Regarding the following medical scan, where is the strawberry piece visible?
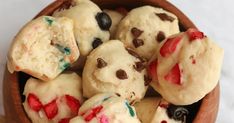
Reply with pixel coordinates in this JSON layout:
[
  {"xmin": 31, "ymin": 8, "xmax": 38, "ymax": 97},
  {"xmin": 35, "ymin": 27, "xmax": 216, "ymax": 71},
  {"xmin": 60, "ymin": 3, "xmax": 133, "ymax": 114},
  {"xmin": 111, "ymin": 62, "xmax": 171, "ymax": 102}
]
[
  {"xmin": 43, "ymin": 99, "xmax": 58, "ymax": 119},
  {"xmin": 65, "ymin": 95, "xmax": 80, "ymax": 115},
  {"xmin": 27, "ymin": 93, "xmax": 43, "ymax": 112},
  {"xmin": 84, "ymin": 112, "xmax": 95, "ymax": 122},
  {"xmin": 187, "ymin": 28, "xmax": 204, "ymax": 41},
  {"xmin": 58, "ymin": 118, "xmax": 71, "ymax": 123},
  {"xmin": 160, "ymin": 36, "xmax": 182, "ymax": 57},
  {"xmin": 148, "ymin": 59, "xmax": 158, "ymax": 81},
  {"xmin": 164, "ymin": 63, "xmax": 181, "ymax": 85},
  {"xmin": 92, "ymin": 105, "xmax": 103, "ymax": 114},
  {"xmin": 84, "ymin": 105, "xmax": 103, "ymax": 122}
]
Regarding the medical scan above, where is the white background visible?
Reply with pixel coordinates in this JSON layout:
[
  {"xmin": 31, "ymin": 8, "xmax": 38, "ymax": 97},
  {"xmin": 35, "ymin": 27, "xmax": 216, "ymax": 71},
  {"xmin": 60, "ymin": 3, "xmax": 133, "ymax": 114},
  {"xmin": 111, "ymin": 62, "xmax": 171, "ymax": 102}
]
[{"xmin": 0, "ymin": 0, "xmax": 233, "ymax": 122}]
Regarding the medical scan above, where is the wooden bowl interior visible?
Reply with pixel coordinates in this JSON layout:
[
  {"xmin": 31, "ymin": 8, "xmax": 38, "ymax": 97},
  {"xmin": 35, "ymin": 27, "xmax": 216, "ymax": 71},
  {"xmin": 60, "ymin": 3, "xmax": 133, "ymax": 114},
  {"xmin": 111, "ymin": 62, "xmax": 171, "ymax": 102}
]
[{"xmin": 3, "ymin": 0, "xmax": 219, "ymax": 123}]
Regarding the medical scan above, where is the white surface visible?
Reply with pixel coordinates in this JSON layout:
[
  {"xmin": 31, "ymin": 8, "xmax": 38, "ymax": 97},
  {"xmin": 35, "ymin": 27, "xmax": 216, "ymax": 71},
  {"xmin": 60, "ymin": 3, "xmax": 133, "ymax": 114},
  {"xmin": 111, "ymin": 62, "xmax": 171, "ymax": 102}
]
[{"xmin": 0, "ymin": 0, "xmax": 233, "ymax": 122}]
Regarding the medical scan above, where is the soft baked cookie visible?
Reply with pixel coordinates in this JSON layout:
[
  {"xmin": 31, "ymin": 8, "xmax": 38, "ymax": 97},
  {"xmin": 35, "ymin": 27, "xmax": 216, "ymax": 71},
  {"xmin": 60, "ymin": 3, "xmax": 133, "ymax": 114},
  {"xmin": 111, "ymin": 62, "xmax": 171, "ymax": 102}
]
[
  {"xmin": 82, "ymin": 40, "xmax": 148, "ymax": 103},
  {"xmin": 7, "ymin": 16, "xmax": 79, "ymax": 81},
  {"xmin": 23, "ymin": 72, "xmax": 84, "ymax": 123},
  {"xmin": 134, "ymin": 98, "xmax": 188, "ymax": 123},
  {"xmin": 115, "ymin": 5, "xmax": 180, "ymax": 59},
  {"xmin": 70, "ymin": 93, "xmax": 140, "ymax": 123},
  {"xmin": 53, "ymin": 0, "xmax": 111, "ymax": 56},
  {"xmin": 148, "ymin": 28, "xmax": 224, "ymax": 105},
  {"xmin": 103, "ymin": 9, "xmax": 124, "ymax": 38}
]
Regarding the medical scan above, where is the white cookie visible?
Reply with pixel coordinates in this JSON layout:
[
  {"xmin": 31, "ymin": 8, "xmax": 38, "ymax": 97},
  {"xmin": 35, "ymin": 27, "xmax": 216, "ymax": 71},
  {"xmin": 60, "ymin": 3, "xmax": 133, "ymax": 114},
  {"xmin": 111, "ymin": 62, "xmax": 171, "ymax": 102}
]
[
  {"xmin": 115, "ymin": 6, "xmax": 180, "ymax": 59},
  {"xmin": 23, "ymin": 72, "xmax": 84, "ymax": 123},
  {"xmin": 7, "ymin": 16, "xmax": 79, "ymax": 81},
  {"xmin": 82, "ymin": 40, "xmax": 147, "ymax": 103},
  {"xmin": 148, "ymin": 28, "xmax": 224, "ymax": 105},
  {"xmin": 70, "ymin": 93, "xmax": 140, "ymax": 123}
]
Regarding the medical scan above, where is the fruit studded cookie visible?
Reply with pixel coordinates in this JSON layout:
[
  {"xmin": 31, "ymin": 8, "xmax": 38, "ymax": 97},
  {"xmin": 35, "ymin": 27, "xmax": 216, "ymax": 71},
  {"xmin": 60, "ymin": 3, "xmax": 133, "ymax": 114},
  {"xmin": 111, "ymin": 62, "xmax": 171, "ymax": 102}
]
[
  {"xmin": 103, "ymin": 9, "xmax": 124, "ymax": 38},
  {"xmin": 115, "ymin": 6, "xmax": 180, "ymax": 59},
  {"xmin": 23, "ymin": 72, "xmax": 84, "ymax": 123},
  {"xmin": 148, "ymin": 28, "xmax": 224, "ymax": 105},
  {"xmin": 83, "ymin": 40, "xmax": 148, "ymax": 103},
  {"xmin": 70, "ymin": 93, "xmax": 140, "ymax": 123},
  {"xmin": 53, "ymin": 0, "xmax": 111, "ymax": 56},
  {"xmin": 134, "ymin": 98, "xmax": 189, "ymax": 123},
  {"xmin": 7, "ymin": 16, "xmax": 79, "ymax": 81}
]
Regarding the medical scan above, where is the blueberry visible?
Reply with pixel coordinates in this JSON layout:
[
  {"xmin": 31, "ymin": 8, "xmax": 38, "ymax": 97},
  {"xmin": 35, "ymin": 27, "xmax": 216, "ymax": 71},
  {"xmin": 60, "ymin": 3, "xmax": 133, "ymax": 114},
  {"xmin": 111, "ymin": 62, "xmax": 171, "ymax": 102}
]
[
  {"xmin": 92, "ymin": 38, "xmax": 103, "ymax": 49},
  {"xmin": 95, "ymin": 12, "xmax": 112, "ymax": 31}
]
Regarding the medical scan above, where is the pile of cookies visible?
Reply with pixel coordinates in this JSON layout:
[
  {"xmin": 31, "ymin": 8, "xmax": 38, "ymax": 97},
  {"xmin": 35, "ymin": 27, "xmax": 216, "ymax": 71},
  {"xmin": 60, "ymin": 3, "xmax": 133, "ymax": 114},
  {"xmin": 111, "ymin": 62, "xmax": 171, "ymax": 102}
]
[{"xmin": 7, "ymin": 0, "xmax": 223, "ymax": 123}]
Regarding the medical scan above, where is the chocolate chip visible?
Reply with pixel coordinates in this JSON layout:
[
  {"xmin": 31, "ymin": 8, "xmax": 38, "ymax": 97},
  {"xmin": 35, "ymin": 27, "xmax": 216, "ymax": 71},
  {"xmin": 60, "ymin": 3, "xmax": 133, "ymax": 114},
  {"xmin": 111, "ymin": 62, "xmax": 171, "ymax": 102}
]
[
  {"xmin": 131, "ymin": 27, "xmax": 143, "ymax": 38},
  {"xmin": 125, "ymin": 48, "xmax": 146, "ymax": 62},
  {"xmin": 92, "ymin": 38, "xmax": 103, "ymax": 49},
  {"xmin": 116, "ymin": 69, "xmax": 128, "ymax": 80},
  {"xmin": 97, "ymin": 58, "xmax": 107, "ymax": 68},
  {"xmin": 133, "ymin": 62, "xmax": 145, "ymax": 72},
  {"xmin": 115, "ymin": 93, "xmax": 121, "ymax": 97},
  {"xmin": 96, "ymin": 12, "xmax": 112, "ymax": 31},
  {"xmin": 144, "ymin": 75, "xmax": 152, "ymax": 86},
  {"xmin": 166, "ymin": 104, "xmax": 189, "ymax": 122},
  {"xmin": 155, "ymin": 13, "xmax": 175, "ymax": 22},
  {"xmin": 133, "ymin": 39, "xmax": 144, "ymax": 48},
  {"xmin": 156, "ymin": 31, "xmax": 166, "ymax": 42}
]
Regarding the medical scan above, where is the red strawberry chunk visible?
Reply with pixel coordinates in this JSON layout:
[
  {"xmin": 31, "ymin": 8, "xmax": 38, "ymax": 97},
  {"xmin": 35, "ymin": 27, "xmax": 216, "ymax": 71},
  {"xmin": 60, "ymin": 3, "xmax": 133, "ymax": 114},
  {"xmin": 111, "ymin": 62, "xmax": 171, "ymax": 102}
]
[
  {"xmin": 160, "ymin": 36, "xmax": 182, "ymax": 57},
  {"xmin": 148, "ymin": 59, "xmax": 158, "ymax": 81},
  {"xmin": 65, "ymin": 95, "xmax": 80, "ymax": 115},
  {"xmin": 84, "ymin": 105, "xmax": 103, "ymax": 122},
  {"xmin": 84, "ymin": 112, "xmax": 95, "ymax": 122},
  {"xmin": 92, "ymin": 105, "xmax": 103, "ymax": 114},
  {"xmin": 58, "ymin": 118, "xmax": 71, "ymax": 123},
  {"xmin": 27, "ymin": 93, "xmax": 43, "ymax": 112},
  {"xmin": 164, "ymin": 63, "xmax": 181, "ymax": 85},
  {"xmin": 187, "ymin": 28, "xmax": 204, "ymax": 41},
  {"xmin": 43, "ymin": 99, "xmax": 58, "ymax": 119}
]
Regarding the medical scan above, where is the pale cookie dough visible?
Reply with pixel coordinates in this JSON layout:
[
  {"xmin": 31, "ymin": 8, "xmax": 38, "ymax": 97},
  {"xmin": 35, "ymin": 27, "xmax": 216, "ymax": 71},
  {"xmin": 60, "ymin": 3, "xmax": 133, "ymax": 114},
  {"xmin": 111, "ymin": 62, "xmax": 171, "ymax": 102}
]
[
  {"xmin": 103, "ymin": 9, "xmax": 124, "ymax": 38},
  {"xmin": 115, "ymin": 5, "xmax": 180, "ymax": 59},
  {"xmin": 23, "ymin": 72, "xmax": 84, "ymax": 123},
  {"xmin": 83, "ymin": 40, "xmax": 147, "ymax": 103},
  {"xmin": 70, "ymin": 93, "xmax": 140, "ymax": 123},
  {"xmin": 7, "ymin": 16, "xmax": 79, "ymax": 81},
  {"xmin": 148, "ymin": 28, "xmax": 224, "ymax": 105},
  {"xmin": 134, "ymin": 98, "xmax": 188, "ymax": 123}
]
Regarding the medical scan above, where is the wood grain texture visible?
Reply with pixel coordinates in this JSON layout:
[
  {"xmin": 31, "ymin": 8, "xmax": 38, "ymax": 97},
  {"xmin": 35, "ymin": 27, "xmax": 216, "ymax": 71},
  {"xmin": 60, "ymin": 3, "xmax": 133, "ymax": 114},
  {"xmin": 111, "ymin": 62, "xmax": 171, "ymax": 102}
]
[{"xmin": 3, "ymin": 0, "xmax": 219, "ymax": 123}]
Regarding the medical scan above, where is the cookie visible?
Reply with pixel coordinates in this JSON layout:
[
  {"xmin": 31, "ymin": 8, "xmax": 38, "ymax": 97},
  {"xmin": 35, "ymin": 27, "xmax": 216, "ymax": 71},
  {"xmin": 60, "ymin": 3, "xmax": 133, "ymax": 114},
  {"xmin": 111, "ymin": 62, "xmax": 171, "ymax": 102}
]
[
  {"xmin": 70, "ymin": 93, "xmax": 140, "ymax": 123},
  {"xmin": 103, "ymin": 9, "xmax": 124, "ymax": 39},
  {"xmin": 148, "ymin": 28, "xmax": 224, "ymax": 105},
  {"xmin": 7, "ymin": 16, "xmax": 79, "ymax": 81},
  {"xmin": 23, "ymin": 72, "xmax": 84, "ymax": 123},
  {"xmin": 134, "ymin": 98, "xmax": 188, "ymax": 123},
  {"xmin": 82, "ymin": 40, "xmax": 147, "ymax": 103},
  {"xmin": 115, "ymin": 6, "xmax": 180, "ymax": 59}
]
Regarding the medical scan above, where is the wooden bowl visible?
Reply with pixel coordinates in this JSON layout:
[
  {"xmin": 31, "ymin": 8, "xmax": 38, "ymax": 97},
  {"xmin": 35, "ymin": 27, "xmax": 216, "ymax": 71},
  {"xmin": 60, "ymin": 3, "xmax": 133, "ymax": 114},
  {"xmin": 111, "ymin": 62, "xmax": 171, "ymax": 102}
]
[{"xmin": 3, "ymin": 0, "xmax": 219, "ymax": 123}]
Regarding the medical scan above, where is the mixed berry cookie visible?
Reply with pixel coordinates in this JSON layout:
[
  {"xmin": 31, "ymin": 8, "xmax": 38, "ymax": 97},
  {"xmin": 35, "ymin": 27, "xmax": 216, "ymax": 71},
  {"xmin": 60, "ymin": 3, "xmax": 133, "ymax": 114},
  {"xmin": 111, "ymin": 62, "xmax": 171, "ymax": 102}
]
[
  {"xmin": 53, "ymin": 0, "xmax": 111, "ymax": 57},
  {"xmin": 148, "ymin": 28, "xmax": 224, "ymax": 105},
  {"xmin": 7, "ymin": 16, "xmax": 79, "ymax": 81},
  {"xmin": 23, "ymin": 72, "xmax": 84, "ymax": 123},
  {"xmin": 115, "ymin": 6, "xmax": 180, "ymax": 59},
  {"xmin": 134, "ymin": 98, "xmax": 189, "ymax": 123},
  {"xmin": 70, "ymin": 93, "xmax": 140, "ymax": 123},
  {"xmin": 82, "ymin": 40, "xmax": 147, "ymax": 103},
  {"xmin": 103, "ymin": 9, "xmax": 124, "ymax": 39}
]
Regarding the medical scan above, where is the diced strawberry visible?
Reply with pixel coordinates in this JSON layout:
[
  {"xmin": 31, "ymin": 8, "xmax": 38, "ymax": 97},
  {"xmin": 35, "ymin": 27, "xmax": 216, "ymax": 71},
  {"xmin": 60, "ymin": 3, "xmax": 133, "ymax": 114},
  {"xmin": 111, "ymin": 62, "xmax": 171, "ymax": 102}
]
[
  {"xmin": 58, "ymin": 118, "xmax": 71, "ymax": 123},
  {"xmin": 43, "ymin": 99, "xmax": 58, "ymax": 119},
  {"xmin": 27, "ymin": 93, "xmax": 43, "ymax": 112},
  {"xmin": 65, "ymin": 95, "xmax": 80, "ymax": 115},
  {"xmin": 164, "ymin": 63, "xmax": 181, "ymax": 85},
  {"xmin": 115, "ymin": 7, "xmax": 128, "ymax": 16},
  {"xmin": 148, "ymin": 59, "xmax": 158, "ymax": 81},
  {"xmin": 160, "ymin": 36, "xmax": 182, "ymax": 57},
  {"xmin": 84, "ymin": 112, "xmax": 95, "ymax": 122},
  {"xmin": 92, "ymin": 105, "xmax": 103, "ymax": 114},
  {"xmin": 187, "ymin": 28, "xmax": 204, "ymax": 41},
  {"xmin": 84, "ymin": 105, "xmax": 103, "ymax": 122}
]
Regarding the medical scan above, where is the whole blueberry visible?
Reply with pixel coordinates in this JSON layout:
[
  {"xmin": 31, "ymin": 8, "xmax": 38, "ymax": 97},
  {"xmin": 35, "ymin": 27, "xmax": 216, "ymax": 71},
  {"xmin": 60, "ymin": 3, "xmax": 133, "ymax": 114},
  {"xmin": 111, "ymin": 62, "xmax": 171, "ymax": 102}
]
[{"xmin": 95, "ymin": 12, "xmax": 112, "ymax": 31}]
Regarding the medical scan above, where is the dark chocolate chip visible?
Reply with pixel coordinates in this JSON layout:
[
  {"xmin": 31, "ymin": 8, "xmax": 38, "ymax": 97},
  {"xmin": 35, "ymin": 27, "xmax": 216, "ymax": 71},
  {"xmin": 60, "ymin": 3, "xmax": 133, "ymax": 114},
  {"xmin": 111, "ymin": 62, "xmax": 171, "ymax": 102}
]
[
  {"xmin": 166, "ymin": 104, "xmax": 189, "ymax": 122},
  {"xmin": 125, "ymin": 48, "xmax": 146, "ymax": 62},
  {"xmin": 97, "ymin": 58, "xmax": 107, "ymax": 68},
  {"xmin": 144, "ymin": 75, "xmax": 152, "ymax": 86},
  {"xmin": 133, "ymin": 39, "xmax": 144, "ymax": 48},
  {"xmin": 155, "ymin": 13, "xmax": 175, "ymax": 22},
  {"xmin": 131, "ymin": 27, "xmax": 143, "ymax": 38},
  {"xmin": 95, "ymin": 12, "xmax": 112, "ymax": 31},
  {"xmin": 156, "ymin": 31, "xmax": 166, "ymax": 42},
  {"xmin": 115, "ymin": 93, "xmax": 121, "ymax": 97},
  {"xmin": 116, "ymin": 69, "xmax": 128, "ymax": 80},
  {"xmin": 133, "ymin": 62, "xmax": 145, "ymax": 72},
  {"xmin": 92, "ymin": 38, "xmax": 103, "ymax": 49}
]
